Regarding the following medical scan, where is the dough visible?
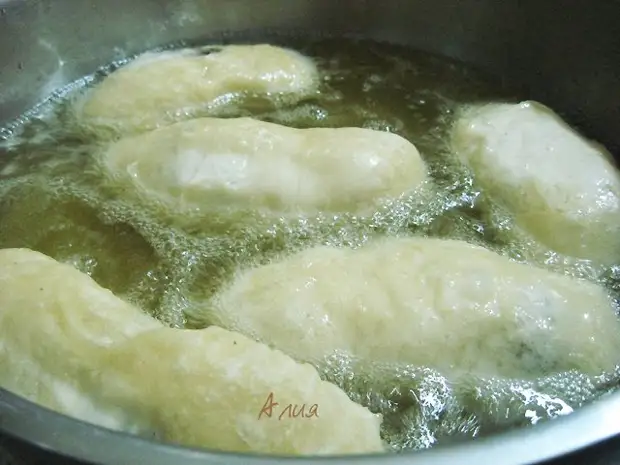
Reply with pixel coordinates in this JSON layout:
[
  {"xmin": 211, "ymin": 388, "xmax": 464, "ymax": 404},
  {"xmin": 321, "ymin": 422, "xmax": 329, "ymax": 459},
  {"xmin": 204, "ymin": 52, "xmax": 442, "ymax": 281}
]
[
  {"xmin": 100, "ymin": 117, "xmax": 428, "ymax": 216},
  {"xmin": 0, "ymin": 248, "xmax": 383, "ymax": 455},
  {"xmin": 208, "ymin": 236, "xmax": 620, "ymax": 380},
  {"xmin": 451, "ymin": 100, "xmax": 620, "ymax": 265},
  {"xmin": 74, "ymin": 44, "xmax": 320, "ymax": 132}
]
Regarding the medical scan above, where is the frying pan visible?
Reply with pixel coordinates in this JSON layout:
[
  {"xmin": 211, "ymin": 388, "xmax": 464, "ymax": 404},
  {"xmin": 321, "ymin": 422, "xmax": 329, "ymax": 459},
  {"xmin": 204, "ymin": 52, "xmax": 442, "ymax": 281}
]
[{"xmin": 2, "ymin": 0, "xmax": 620, "ymax": 463}]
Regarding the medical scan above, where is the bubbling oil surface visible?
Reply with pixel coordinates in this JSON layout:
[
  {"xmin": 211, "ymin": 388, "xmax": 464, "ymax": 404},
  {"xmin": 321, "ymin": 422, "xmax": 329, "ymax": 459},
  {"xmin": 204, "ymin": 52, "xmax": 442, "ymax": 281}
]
[{"xmin": 0, "ymin": 37, "xmax": 618, "ymax": 452}]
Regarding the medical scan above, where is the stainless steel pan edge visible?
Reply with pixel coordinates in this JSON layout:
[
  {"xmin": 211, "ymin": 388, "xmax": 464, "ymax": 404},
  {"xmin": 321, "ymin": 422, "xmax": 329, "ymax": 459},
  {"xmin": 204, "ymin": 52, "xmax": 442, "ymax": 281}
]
[
  {"xmin": 2, "ymin": 0, "xmax": 620, "ymax": 463},
  {"xmin": 2, "ymin": 0, "xmax": 619, "ymax": 152},
  {"xmin": 3, "ymin": 388, "xmax": 620, "ymax": 465}
]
